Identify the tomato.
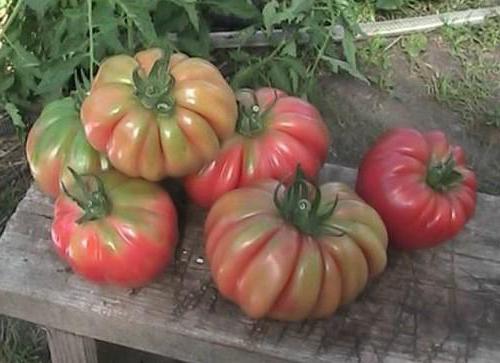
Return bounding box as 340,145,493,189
51,169,178,287
356,128,477,250
26,98,108,198
184,87,330,208
80,48,238,180
205,168,387,321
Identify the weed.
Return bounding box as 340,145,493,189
429,19,500,128
402,33,428,61
358,35,394,89
0,317,48,363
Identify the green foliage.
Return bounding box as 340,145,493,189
358,36,393,90
0,0,260,121
0,0,423,131
402,33,428,60
429,20,500,128
230,0,368,100
376,0,406,10
0,316,47,363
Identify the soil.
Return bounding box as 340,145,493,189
318,34,500,195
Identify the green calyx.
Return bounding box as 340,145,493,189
62,168,111,224
133,57,176,114
426,154,464,192
274,166,345,237
235,89,278,137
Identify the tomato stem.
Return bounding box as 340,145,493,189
235,89,279,137
133,56,176,114
426,154,464,192
61,168,111,224
274,166,345,237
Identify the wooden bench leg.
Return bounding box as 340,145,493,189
46,328,98,363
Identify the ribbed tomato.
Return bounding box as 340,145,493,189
184,88,330,208
26,98,108,198
81,48,238,180
205,168,387,321
356,128,477,250
51,170,178,287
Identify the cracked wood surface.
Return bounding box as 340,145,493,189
0,164,499,363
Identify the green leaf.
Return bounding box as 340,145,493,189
376,0,406,10
279,57,307,77
342,30,357,70
281,40,297,57
4,102,26,141
25,0,56,18
94,1,124,53
236,25,257,47
202,0,259,19
8,40,41,70
231,63,260,90
402,33,428,59
262,0,279,34
36,55,86,96
269,61,291,93
0,74,15,93
169,0,199,31
321,56,369,84
153,2,190,34
176,19,210,57
289,0,314,15
114,0,158,44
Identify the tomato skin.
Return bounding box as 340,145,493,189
205,181,387,321
80,48,237,180
51,171,178,287
185,87,331,208
356,128,477,250
26,98,108,198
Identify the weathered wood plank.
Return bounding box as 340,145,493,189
46,328,98,363
0,164,499,363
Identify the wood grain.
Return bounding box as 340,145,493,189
0,164,499,363
47,328,98,363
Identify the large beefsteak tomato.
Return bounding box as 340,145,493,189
51,169,178,287
356,128,477,250
26,98,108,198
81,48,238,180
205,168,387,321
184,88,330,208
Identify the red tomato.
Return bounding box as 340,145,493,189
205,168,387,321
51,170,178,287
184,87,330,208
356,128,477,250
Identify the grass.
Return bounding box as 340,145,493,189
358,35,395,89
356,0,499,22
0,317,48,363
428,19,500,128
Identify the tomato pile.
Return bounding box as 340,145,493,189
26,48,477,321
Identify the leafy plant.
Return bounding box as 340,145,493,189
0,0,259,133
376,0,407,10
0,0,413,135
230,0,368,100
402,33,428,60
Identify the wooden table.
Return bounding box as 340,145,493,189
1,164,499,363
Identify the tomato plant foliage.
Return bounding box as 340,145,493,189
0,0,376,133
